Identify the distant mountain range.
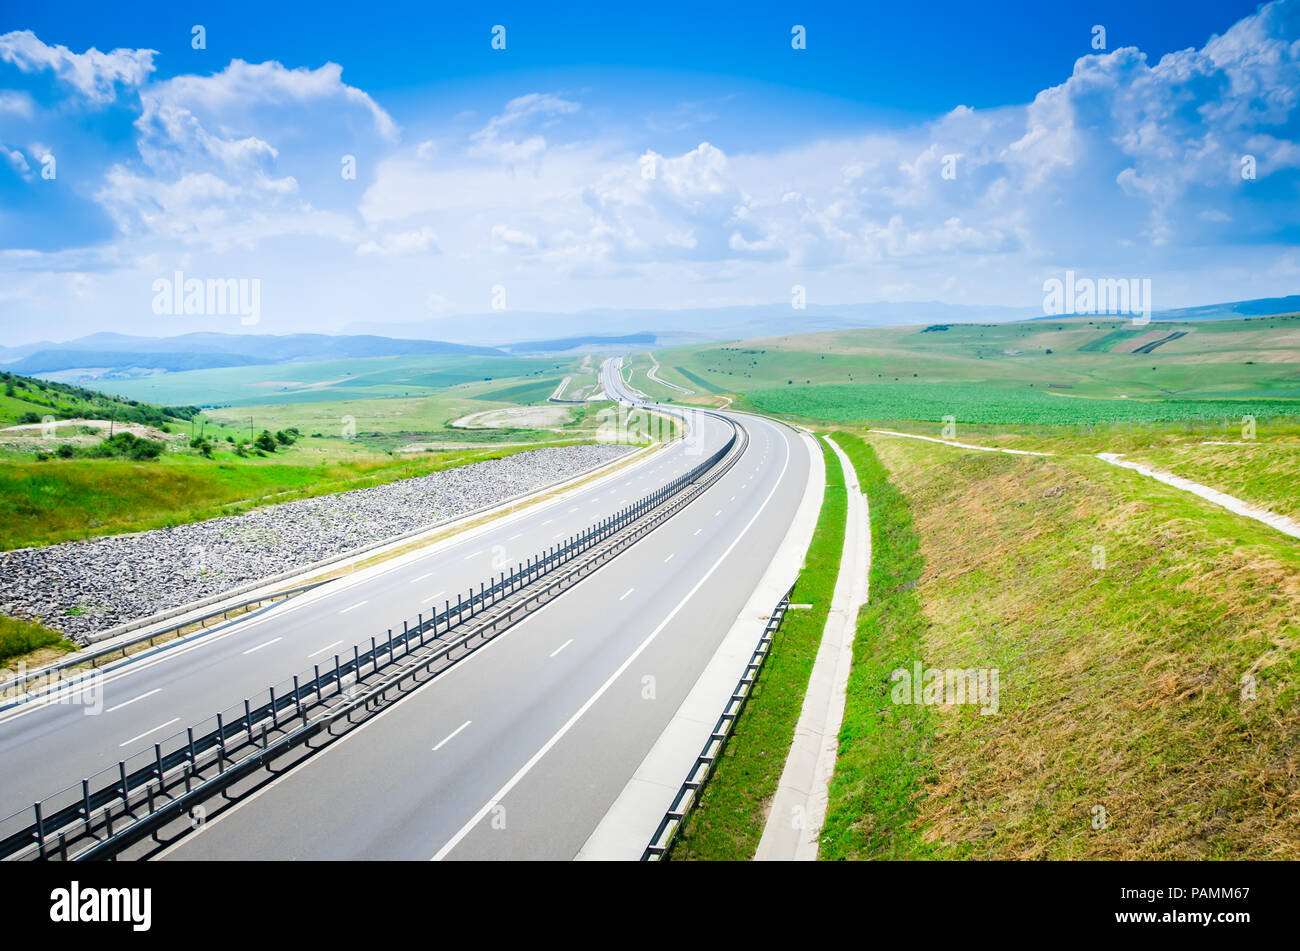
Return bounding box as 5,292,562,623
2,296,1295,378
0,332,503,376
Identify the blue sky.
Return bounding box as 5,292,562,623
0,0,1296,343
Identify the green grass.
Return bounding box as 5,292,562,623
670,434,843,860
0,442,581,550
746,382,1300,427
819,434,936,859
0,614,76,666
673,366,729,395
653,313,1300,402
820,432,1300,859
93,353,585,407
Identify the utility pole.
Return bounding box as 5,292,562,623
249,417,254,441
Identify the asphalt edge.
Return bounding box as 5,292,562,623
574,420,824,860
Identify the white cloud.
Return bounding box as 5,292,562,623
356,227,439,256
0,30,154,104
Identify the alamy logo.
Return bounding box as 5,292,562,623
890,661,1000,715
1042,270,1151,326
151,271,260,326
50,882,151,931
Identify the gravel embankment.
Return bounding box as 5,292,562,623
0,444,633,642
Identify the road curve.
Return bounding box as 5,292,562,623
156,360,813,859
0,407,726,823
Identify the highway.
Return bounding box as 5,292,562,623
162,362,813,859
1,359,814,859
0,383,725,823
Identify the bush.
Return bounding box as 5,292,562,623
254,430,278,453
55,444,75,458
92,432,165,461
274,429,295,446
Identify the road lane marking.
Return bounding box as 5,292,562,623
105,688,160,714
714,509,722,517
463,551,484,560
507,534,523,541
339,601,368,615
308,640,343,659
410,572,434,584
549,639,573,658
431,416,796,861
120,718,180,748
693,529,702,536
432,720,472,752
664,553,675,563
619,588,635,601
243,636,283,654
542,519,554,525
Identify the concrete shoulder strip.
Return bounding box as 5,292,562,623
755,432,871,861
575,427,825,860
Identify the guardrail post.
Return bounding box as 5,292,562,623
119,760,129,807
293,676,302,719
216,713,227,771
269,686,279,728
32,802,45,853
334,655,342,696
313,665,321,700
154,743,164,784
244,698,253,738
81,778,91,831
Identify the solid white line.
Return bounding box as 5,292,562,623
463,551,483,560
308,640,343,659
714,509,722,517
664,553,675,563
619,588,635,601
243,636,283,654
432,720,472,752
105,688,160,714
549,639,573,658
507,534,523,541
431,420,793,860
120,718,180,748
409,572,433,584
542,519,554,525
339,601,368,614
693,528,702,536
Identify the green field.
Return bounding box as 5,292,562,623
89,353,585,408
650,314,1300,407
745,382,1300,426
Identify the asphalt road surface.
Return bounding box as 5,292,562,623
0,395,727,822
159,363,813,859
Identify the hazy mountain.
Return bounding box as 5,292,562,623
344,301,1046,346
0,332,504,373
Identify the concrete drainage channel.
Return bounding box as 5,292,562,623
0,416,746,862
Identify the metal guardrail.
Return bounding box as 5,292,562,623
641,584,795,861
0,580,330,706
0,417,742,862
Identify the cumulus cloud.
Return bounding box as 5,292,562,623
0,30,154,104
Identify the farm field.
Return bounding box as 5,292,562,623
650,314,1300,406
91,353,587,408
744,381,1300,427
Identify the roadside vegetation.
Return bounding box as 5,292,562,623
671,433,845,860
0,614,76,668
821,432,1300,859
